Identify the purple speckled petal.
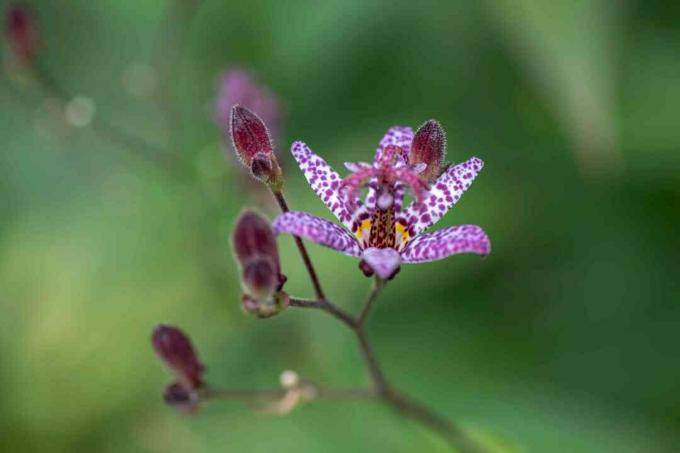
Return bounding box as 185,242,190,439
373,126,413,164
272,212,361,257
401,225,490,263
291,141,355,229
361,247,402,279
401,156,484,236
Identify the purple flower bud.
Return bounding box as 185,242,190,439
232,210,287,316
230,105,282,187
232,210,280,269
215,68,282,148
242,291,289,318
163,382,200,414
152,325,205,390
410,120,446,182
5,4,39,68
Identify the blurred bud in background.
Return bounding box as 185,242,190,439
152,325,205,413
230,105,283,188
163,382,201,415
232,210,288,318
410,120,446,183
215,67,282,150
4,3,39,79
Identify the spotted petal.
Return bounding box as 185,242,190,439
272,211,361,257
291,141,355,229
401,157,484,236
401,225,490,263
361,247,401,279
373,126,413,164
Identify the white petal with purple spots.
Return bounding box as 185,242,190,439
401,224,490,263
291,141,354,229
401,156,484,236
272,211,362,257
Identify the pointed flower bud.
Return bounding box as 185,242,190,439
152,325,205,390
5,4,39,70
410,119,446,182
215,68,282,149
230,105,283,188
232,210,287,317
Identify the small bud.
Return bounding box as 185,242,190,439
152,325,205,390
232,210,280,268
5,4,39,70
230,105,282,187
243,259,279,301
215,68,282,148
410,119,446,182
233,210,288,317
163,382,200,414
242,291,289,318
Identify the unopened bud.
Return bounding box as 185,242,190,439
233,210,288,317
163,382,200,414
232,209,286,298
5,4,39,70
215,68,282,149
410,119,446,182
152,325,205,390
243,259,279,301
242,291,289,318
230,105,282,187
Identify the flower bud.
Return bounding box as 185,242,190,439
163,382,200,414
215,68,282,148
5,4,39,70
410,119,446,182
233,210,287,317
230,105,282,187
152,325,205,390
242,291,289,318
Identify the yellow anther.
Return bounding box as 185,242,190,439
355,219,372,240
395,223,410,250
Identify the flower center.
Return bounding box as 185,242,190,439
343,145,425,251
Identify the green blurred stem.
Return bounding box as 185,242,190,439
33,64,183,176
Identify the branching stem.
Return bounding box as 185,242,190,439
287,278,483,452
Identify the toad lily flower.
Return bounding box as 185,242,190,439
272,123,490,280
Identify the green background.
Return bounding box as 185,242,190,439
1,1,679,451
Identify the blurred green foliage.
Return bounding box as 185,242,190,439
1,0,679,451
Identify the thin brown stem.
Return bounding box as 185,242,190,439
288,297,356,329
271,190,326,301
384,391,482,453
203,386,375,402
289,285,485,452
357,277,385,327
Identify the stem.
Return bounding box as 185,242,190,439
288,297,357,329
33,63,183,177
384,391,482,453
289,282,485,452
204,386,375,402
358,277,385,327
271,190,326,301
